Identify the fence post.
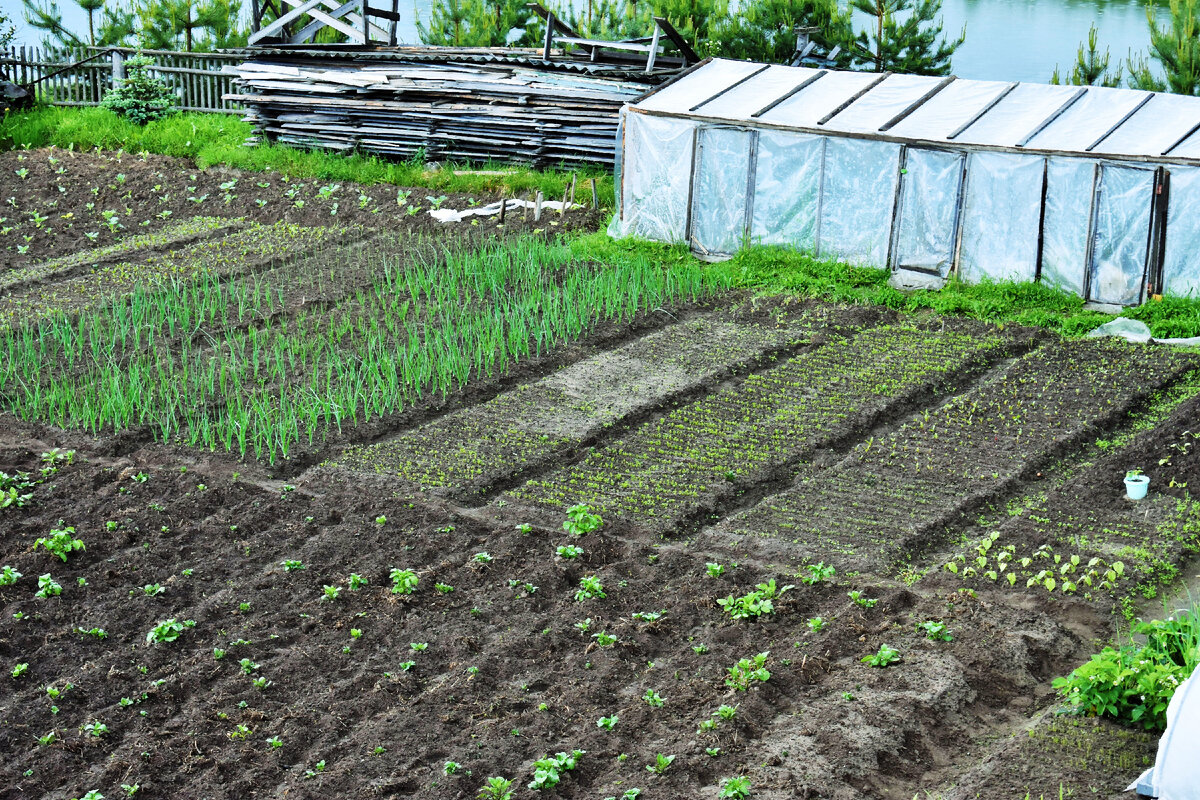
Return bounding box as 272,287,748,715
112,49,124,87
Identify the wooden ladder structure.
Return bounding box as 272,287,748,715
249,0,402,46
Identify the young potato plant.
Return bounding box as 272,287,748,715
0,565,21,586
575,575,605,601
801,562,835,585
146,618,195,644
35,574,62,598
34,524,85,562
719,776,752,799
596,714,618,730
725,652,771,691
646,753,675,775
390,568,418,594
919,621,953,642
847,590,878,609
528,750,584,791
477,776,515,800
861,644,901,667
563,504,602,536
717,579,793,620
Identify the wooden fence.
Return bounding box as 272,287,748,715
1,45,243,113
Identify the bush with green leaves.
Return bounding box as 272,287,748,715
101,54,177,125
1054,609,1199,731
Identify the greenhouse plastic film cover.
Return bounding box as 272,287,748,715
1127,668,1200,798
1041,157,1094,297
690,127,752,255
1090,166,1154,306
750,130,824,250
818,138,901,266
1163,167,1200,298
607,110,696,243
892,148,964,275
958,152,1043,284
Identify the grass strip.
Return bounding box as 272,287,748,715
569,234,1200,340
0,106,614,202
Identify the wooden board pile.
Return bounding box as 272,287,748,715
226,51,668,168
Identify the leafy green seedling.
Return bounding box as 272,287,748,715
847,590,878,609
0,565,21,585
390,568,418,594
35,525,85,562
725,652,770,691
593,631,617,647
596,715,618,730
563,504,602,536
801,562,835,585
282,560,305,572
861,644,901,667
643,688,664,708
919,621,953,642
528,750,584,791
12,662,28,679
807,616,825,632
321,585,341,602
718,579,793,620
239,658,260,675
444,761,468,775
646,753,675,775
575,575,605,601
706,562,725,578
478,776,515,799
473,552,493,564
556,544,583,559
435,582,455,594
267,735,283,749
347,573,369,591
35,574,62,598
719,776,752,799
146,618,195,644
410,642,428,652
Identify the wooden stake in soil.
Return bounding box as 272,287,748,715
591,178,599,209
498,191,507,225
569,173,577,204
561,186,569,216
534,191,543,222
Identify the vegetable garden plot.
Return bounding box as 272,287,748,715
330,313,817,497
0,222,337,322
0,239,721,463
0,434,1131,800
0,216,235,294
923,391,1200,613
710,339,1200,575
504,322,1016,530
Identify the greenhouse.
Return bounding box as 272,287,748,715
608,58,1200,305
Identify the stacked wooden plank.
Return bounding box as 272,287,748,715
226,50,673,168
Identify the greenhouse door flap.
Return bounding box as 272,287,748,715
891,147,967,290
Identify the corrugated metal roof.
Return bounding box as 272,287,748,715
631,58,1200,162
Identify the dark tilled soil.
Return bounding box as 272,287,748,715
0,148,603,270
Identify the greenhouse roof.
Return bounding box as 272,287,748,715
634,59,1200,164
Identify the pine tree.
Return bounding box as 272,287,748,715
848,0,963,75
708,0,854,65
417,0,544,47
0,8,13,49
1050,24,1121,87
1133,0,1200,95
22,0,136,50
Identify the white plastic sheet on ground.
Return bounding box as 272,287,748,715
1040,157,1095,297
1088,317,1200,346
1163,167,1200,298
1090,165,1153,306
892,148,964,276
607,111,695,243
690,127,752,255
1127,665,1200,797
958,152,1044,284
749,130,824,251
818,138,901,266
